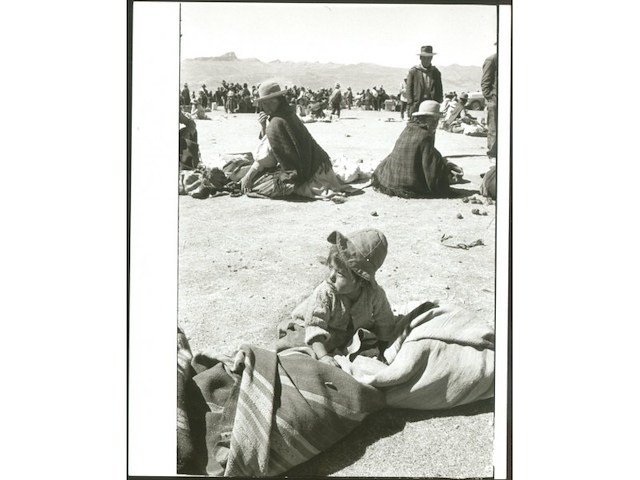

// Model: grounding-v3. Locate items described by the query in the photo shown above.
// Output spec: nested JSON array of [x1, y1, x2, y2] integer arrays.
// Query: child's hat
[[327, 229, 388, 285]]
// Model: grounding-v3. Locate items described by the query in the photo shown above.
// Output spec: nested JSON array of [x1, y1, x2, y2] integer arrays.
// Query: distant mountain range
[[180, 52, 483, 95]]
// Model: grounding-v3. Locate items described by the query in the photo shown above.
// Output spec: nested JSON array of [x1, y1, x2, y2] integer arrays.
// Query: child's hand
[[319, 355, 340, 368]]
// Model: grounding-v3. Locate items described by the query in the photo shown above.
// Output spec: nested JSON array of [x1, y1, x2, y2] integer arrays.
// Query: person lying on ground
[[371, 100, 464, 198], [237, 79, 355, 199], [276, 229, 396, 364]]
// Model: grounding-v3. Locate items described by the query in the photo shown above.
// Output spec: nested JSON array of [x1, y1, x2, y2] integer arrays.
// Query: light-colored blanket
[[335, 303, 495, 409]]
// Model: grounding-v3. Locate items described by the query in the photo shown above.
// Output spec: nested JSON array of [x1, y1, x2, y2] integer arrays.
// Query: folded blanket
[[178, 343, 385, 476], [335, 303, 495, 410]]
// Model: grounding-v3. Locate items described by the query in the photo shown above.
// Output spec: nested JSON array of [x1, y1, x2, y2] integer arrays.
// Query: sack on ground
[[179, 170, 215, 199], [480, 165, 496, 200]]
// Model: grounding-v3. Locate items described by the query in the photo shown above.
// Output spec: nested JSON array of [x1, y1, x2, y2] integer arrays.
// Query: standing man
[[379, 85, 387, 110], [371, 86, 379, 111], [181, 83, 190, 107], [345, 87, 353, 110], [482, 44, 498, 158], [399, 78, 408, 120], [199, 84, 209, 110], [406, 45, 443, 117], [330, 83, 343, 118]]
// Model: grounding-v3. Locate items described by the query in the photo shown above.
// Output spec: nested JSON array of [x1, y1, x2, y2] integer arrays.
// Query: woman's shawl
[[177, 341, 385, 476], [371, 123, 451, 198], [335, 303, 495, 410], [266, 106, 332, 185]]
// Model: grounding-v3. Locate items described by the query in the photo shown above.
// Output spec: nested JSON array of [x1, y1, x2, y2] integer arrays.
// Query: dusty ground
[[178, 107, 496, 477]]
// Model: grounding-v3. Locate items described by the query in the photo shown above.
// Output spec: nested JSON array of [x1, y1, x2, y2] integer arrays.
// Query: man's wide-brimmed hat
[[459, 92, 469, 100], [418, 45, 437, 56], [257, 80, 287, 101], [412, 100, 442, 117], [327, 229, 388, 286]]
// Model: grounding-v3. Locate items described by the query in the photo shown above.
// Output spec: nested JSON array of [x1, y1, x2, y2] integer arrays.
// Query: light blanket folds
[[336, 303, 495, 409]]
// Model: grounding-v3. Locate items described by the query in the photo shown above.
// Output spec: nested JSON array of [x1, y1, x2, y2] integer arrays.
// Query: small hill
[[181, 52, 482, 95]]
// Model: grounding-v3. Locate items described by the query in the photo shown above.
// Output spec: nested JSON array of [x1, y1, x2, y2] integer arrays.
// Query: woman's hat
[[327, 229, 388, 285], [257, 80, 287, 101], [418, 45, 437, 56], [412, 100, 442, 117]]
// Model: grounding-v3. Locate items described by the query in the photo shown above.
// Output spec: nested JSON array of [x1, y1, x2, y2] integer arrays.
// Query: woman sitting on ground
[[371, 100, 463, 198], [190, 92, 208, 120], [238, 79, 354, 199]]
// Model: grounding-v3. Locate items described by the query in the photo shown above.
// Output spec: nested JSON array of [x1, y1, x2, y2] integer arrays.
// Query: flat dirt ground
[[178, 106, 497, 477]]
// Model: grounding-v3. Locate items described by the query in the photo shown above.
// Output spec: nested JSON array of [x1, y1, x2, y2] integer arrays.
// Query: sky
[[180, 2, 498, 68]]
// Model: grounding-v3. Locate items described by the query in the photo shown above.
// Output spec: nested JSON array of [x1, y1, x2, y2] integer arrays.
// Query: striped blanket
[[177, 339, 385, 476]]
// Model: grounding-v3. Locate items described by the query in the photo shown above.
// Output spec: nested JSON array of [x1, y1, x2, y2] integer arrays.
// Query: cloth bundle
[[335, 302, 495, 410], [331, 155, 376, 183], [179, 166, 230, 199], [177, 341, 385, 476], [462, 123, 488, 137], [480, 165, 497, 200], [221, 154, 297, 199]]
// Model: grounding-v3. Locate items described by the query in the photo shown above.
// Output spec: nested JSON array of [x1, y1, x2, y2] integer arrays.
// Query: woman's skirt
[[222, 153, 359, 200]]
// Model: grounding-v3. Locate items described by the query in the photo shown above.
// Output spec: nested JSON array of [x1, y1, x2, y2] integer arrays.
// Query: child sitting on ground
[[276, 229, 396, 367]]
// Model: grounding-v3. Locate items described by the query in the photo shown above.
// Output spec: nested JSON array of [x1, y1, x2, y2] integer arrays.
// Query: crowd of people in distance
[[180, 80, 401, 119], [178, 44, 498, 201], [180, 81, 484, 127]]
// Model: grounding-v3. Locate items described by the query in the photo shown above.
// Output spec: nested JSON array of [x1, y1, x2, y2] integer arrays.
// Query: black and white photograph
[[135, 2, 511, 477], [6, 2, 640, 480]]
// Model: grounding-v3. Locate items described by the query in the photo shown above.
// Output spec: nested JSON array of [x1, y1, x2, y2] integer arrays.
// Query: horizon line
[[181, 53, 482, 70]]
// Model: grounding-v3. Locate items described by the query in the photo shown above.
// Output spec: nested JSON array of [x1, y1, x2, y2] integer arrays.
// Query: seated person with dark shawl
[[371, 100, 462, 198], [237, 79, 354, 199]]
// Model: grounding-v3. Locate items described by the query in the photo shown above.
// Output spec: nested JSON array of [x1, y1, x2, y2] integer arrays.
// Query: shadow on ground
[[286, 398, 494, 476], [447, 186, 480, 198]]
